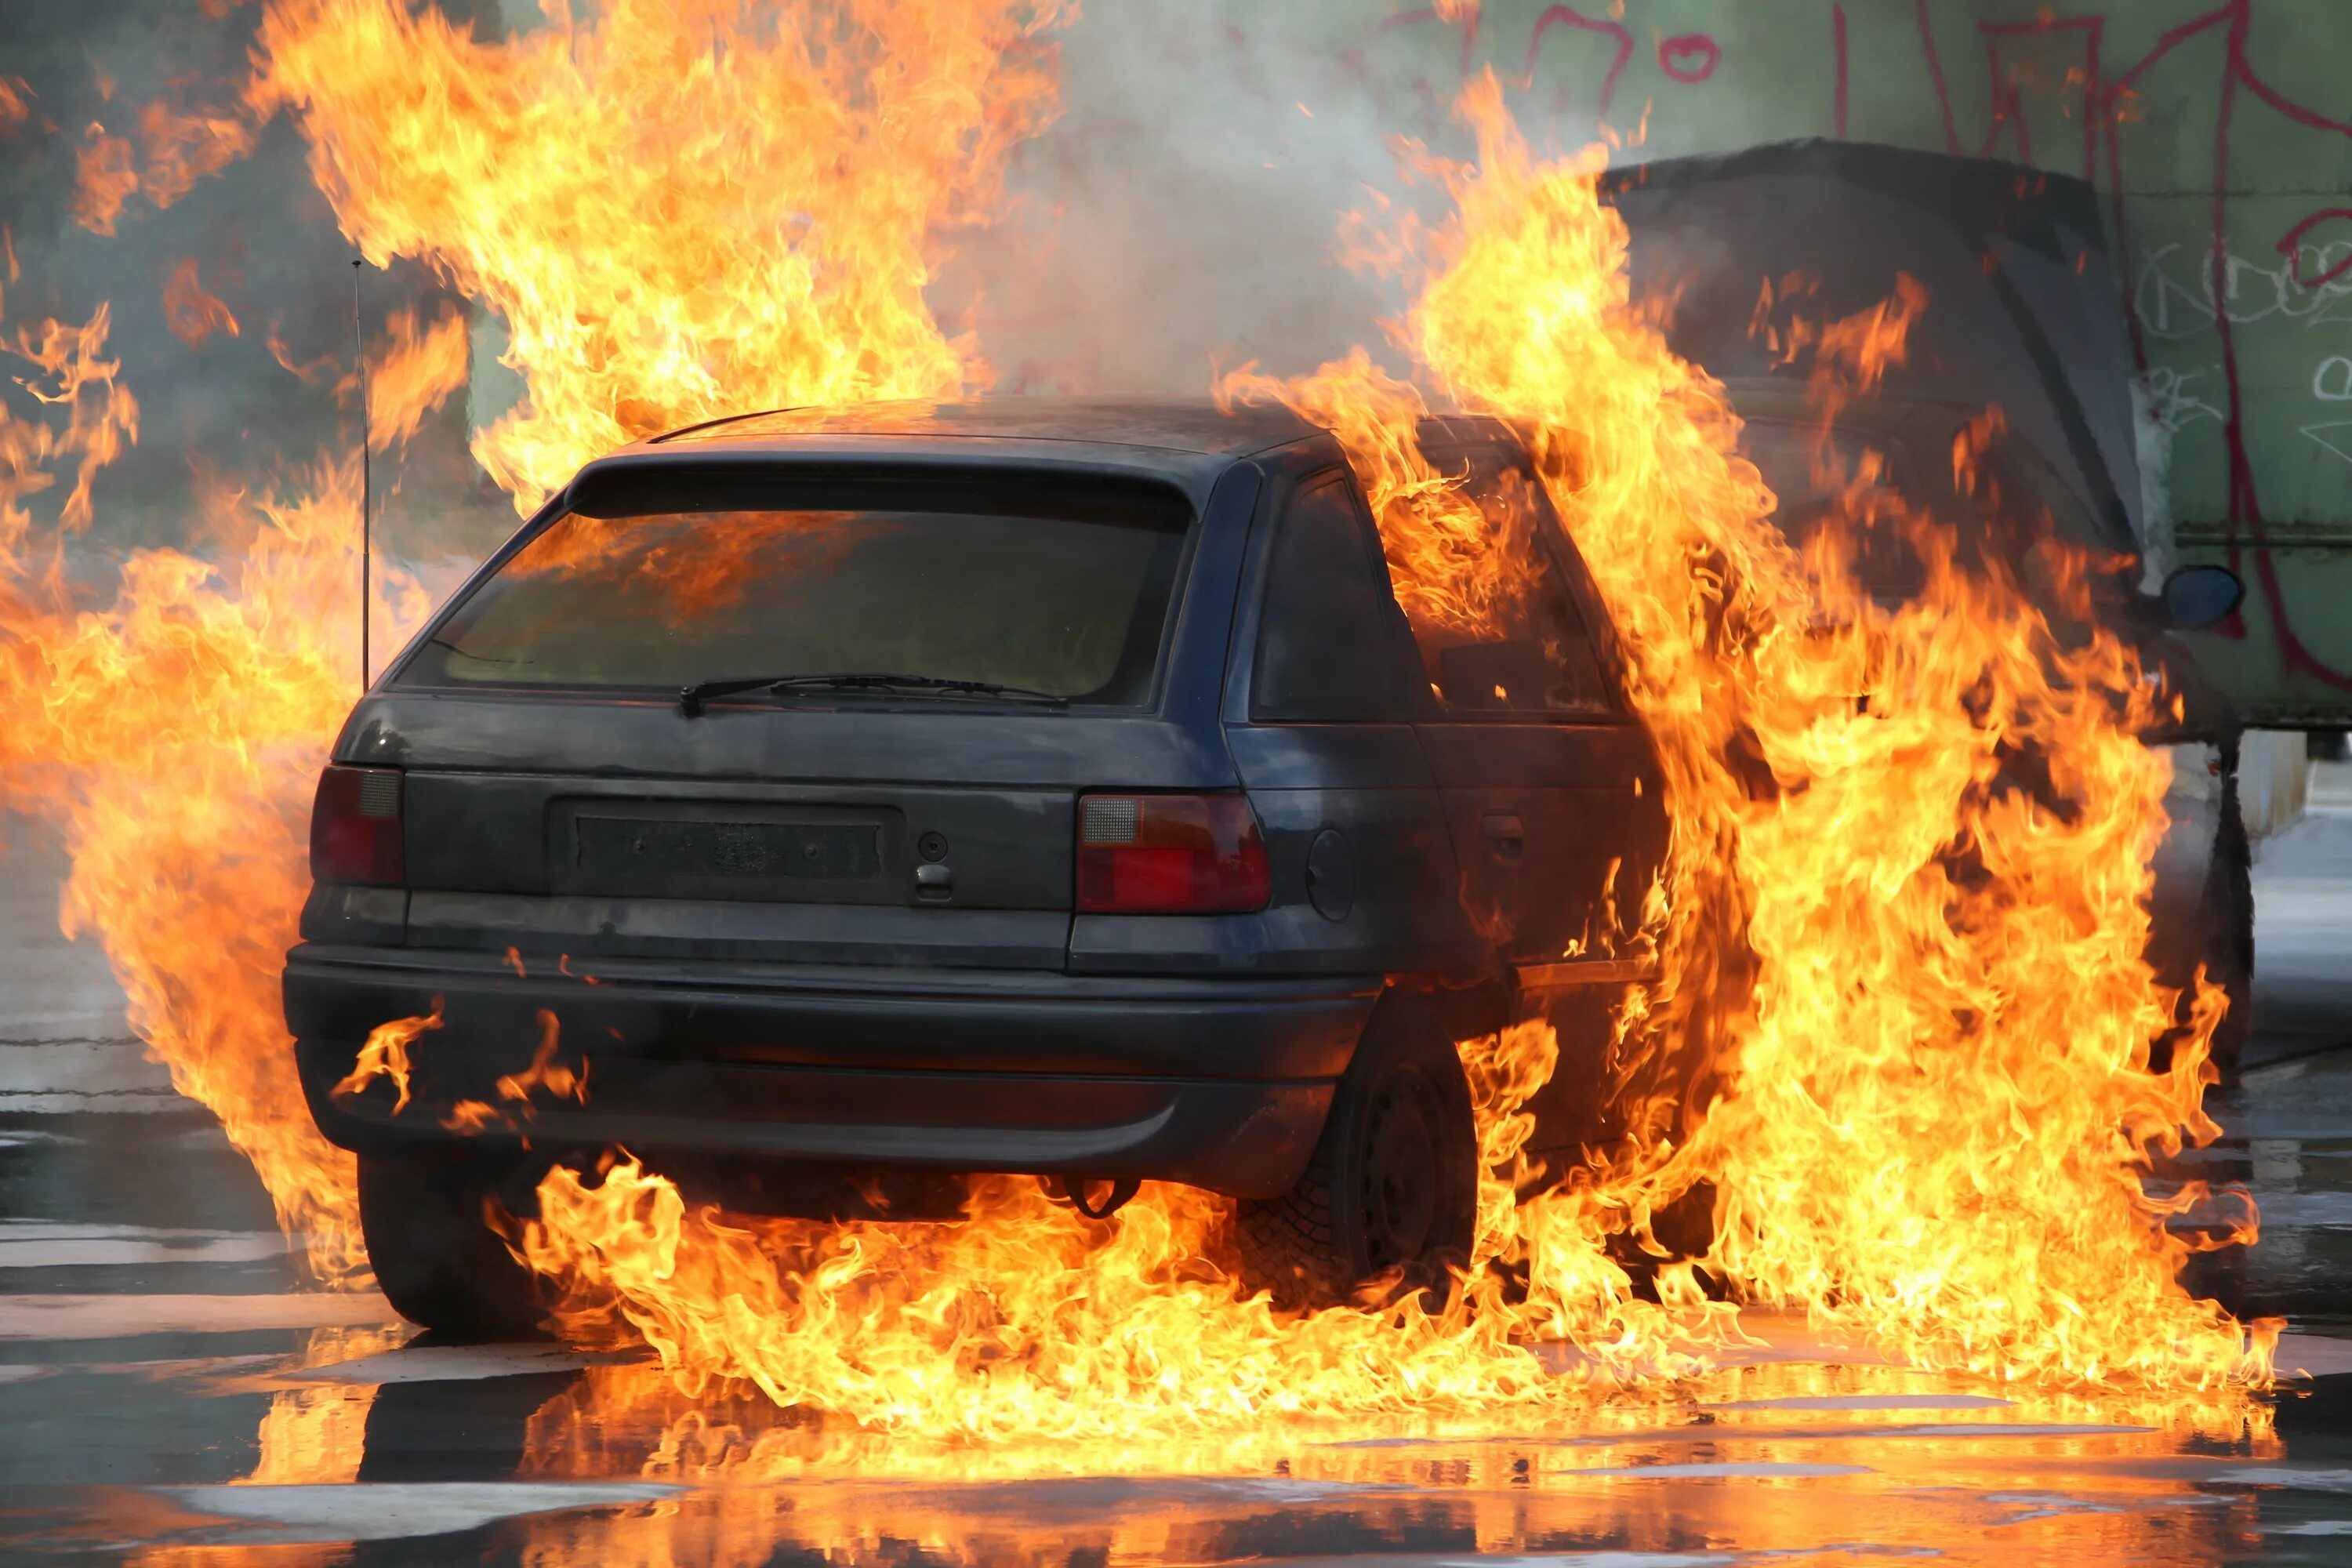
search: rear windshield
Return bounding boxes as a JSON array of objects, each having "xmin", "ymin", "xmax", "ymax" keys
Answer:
[{"xmin": 401, "ymin": 470, "xmax": 1194, "ymax": 703}]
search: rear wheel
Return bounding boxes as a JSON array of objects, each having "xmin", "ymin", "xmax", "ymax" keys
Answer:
[
  {"xmin": 358, "ymin": 1145, "xmax": 548, "ymax": 1339},
  {"xmin": 1236, "ymin": 1001, "xmax": 1477, "ymax": 1311}
]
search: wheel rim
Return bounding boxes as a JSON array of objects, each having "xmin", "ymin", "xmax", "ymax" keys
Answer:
[{"xmin": 1358, "ymin": 1065, "xmax": 1441, "ymax": 1269}]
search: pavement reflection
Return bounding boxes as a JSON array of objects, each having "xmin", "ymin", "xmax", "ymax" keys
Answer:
[{"xmin": 13, "ymin": 1320, "xmax": 2343, "ymax": 1566}]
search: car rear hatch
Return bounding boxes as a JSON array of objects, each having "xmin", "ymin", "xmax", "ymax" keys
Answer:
[{"xmin": 330, "ymin": 448, "xmax": 1255, "ymax": 972}]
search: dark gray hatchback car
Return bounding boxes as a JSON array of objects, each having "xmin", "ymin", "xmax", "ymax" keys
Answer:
[{"xmin": 286, "ymin": 398, "xmax": 1668, "ymax": 1332}]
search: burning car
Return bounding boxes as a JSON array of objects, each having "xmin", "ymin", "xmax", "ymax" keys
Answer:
[{"xmin": 285, "ymin": 399, "xmax": 1669, "ymax": 1334}]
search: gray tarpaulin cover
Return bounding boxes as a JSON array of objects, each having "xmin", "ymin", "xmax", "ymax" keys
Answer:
[{"xmin": 1602, "ymin": 140, "xmax": 2144, "ymax": 554}]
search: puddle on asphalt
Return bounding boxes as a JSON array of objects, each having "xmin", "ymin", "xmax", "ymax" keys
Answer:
[{"xmin": 18, "ymin": 1327, "xmax": 2329, "ymax": 1566}]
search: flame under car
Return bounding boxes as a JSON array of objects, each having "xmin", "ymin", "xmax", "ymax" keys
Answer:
[{"xmin": 284, "ymin": 398, "xmax": 1671, "ymax": 1334}]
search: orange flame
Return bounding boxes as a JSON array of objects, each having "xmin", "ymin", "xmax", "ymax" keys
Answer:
[
  {"xmin": 495, "ymin": 1008, "xmax": 589, "ymax": 1112},
  {"xmin": 252, "ymin": 0, "xmax": 1078, "ymax": 507},
  {"xmin": 71, "ymin": 126, "xmax": 139, "ymax": 236},
  {"xmin": 132, "ymin": 97, "xmax": 260, "ymax": 213},
  {"xmin": 2, "ymin": 305, "xmax": 140, "ymax": 543},
  {"xmin": 1369, "ymin": 73, "xmax": 2267, "ymax": 1384},
  {"xmin": 71, "ymin": 96, "xmax": 259, "ymax": 236},
  {"xmin": 365, "ymin": 305, "xmax": 468, "ymax": 452},
  {"xmin": 510, "ymin": 71, "xmax": 2271, "ymax": 1432},
  {"xmin": 329, "ymin": 1001, "xmax": 443, "ymax": 1116},
  {"xmin": 2, "ymin": 0, "xmax": 1074, "ymax": 1298},
  {"xmin": 0, "ymin": 285, "xmax": 432, "ymax": 1280},
  {"xmin": 328, "ymin": 1002, "xmax": 586, "ymax": 1134},
  {"xmin": 0, "ymin": 78, "xmax": 34, "ymax": 135},
  {"xmin": 2, "ymin": 2, "xmax": 2271, "ymax": 1448},
  {"xmin": 446, "ymin": 1009, "xmax": 592, "ymax": 1133},
  {"xmin": 161, "ymin": 258, "xmax": 241, "ymax": 349},
  {"xmin": 1219, "ymin": 350, "xmax": 1549, "ymax": 647}
]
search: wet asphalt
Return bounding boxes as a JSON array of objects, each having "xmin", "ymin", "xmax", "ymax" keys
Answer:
[{"xmin": 0, "ymin": 806, "xmax": 2348, "ymax": 1565}]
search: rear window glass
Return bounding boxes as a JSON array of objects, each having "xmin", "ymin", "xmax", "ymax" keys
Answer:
[{"xmin": 401, "ymin": 472, "xmax": 1192, "ymax": 703}]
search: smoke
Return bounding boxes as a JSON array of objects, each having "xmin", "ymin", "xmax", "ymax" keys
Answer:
[
  {"xmin": 955, "ymin": 0, "xmax": 1774, "ymax": 399},
  {"xmin": 959, "ymin": 2, "xmax": 1423, "ymax": 397}
]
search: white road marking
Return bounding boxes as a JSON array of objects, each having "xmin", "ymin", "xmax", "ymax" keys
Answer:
[
  {"xmin": 0, "ymin": 1039, "xmax": 182, "ymax": 1112},
  {"xmin": 0, "ymin": 1223, "xmax": 290, "ymax": 1269},
  {"xmin": 0, "ymin": 1293, "xmax": 398, "ymax": 1340},
  {"xmin": 2276, "ymin": 1334, "xmax": 2352, "ymax": 1379},
  {"xmin": 2213, "ymin": 1468, "xmax": 2352, "ymax": 1492},
  {"xmin": 0, "ymin": 1129, "xmax": 82, "ymax": 1149},
  {"xmin": 148, "ymin": 1481, "xmax": 682, "ymax": 1545},
  {"xmin": 288, "ymin": 1342, "xmax": 613, "ymax": 1385},
  {"xmin": 0, "ymin": 1092, "xmax": 189, "ymax": 1113}
]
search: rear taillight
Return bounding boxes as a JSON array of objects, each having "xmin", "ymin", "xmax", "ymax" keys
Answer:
[
  {"xmin": 310, "ymin": 764, "xmax": 405, "ymax": 887},
  {"xmin": 1076, "ymin": 793, "xmax": 1271, "ymax": 913}
]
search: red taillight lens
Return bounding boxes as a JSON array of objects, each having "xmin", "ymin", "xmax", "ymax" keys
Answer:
[
  {"xmin": 310, "ymin": 764, "xmax": 405, "ymax": 887},
  {"xmin": 1076, "ymin": 794, "xmax": 1271, "ymax": 913}
]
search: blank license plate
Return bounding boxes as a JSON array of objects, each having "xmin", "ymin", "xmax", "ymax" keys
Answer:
[{"xmin": 575, "ymin": 818, "xmax": 881, "ymax": 883}]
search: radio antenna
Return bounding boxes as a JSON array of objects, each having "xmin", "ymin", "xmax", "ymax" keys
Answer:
[{"xmin": 352, "ymin": 258, "xmax": 370, "ymax": 692}]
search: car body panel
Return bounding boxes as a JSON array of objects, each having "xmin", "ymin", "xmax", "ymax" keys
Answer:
[{"xmin": 285, "ymin": 942, "xmax": 1368, "ymax": 1196}]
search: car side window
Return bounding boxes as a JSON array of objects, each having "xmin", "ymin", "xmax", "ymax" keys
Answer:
[
  {"xmin": 1252, "ymin": 477, "xmax": 1417, "ymax": 722},
  {"xmin": 1396, "ymin": 451, "xmax": 1618, "ymax": 720}
]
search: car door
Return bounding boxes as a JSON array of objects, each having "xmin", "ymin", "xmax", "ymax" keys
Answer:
[
  {"xmin": 1222, "ymin": 465, "xmax": 1479, "ymax": 981},
  {"xmin": 1401, "ymin": 448, "xmax": 1666, "ymax": 982}
]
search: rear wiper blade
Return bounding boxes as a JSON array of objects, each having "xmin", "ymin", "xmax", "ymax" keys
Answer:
[{"xmin": 679, "ymin": 672, "xmax": 1069, "ymax": 716}]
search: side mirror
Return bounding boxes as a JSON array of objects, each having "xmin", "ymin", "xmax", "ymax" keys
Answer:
[{"xmin": 2160, "ymin": 564, "xmax": 2245, "ymax": 630}]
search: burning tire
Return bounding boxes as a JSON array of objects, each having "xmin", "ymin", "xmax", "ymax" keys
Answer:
[
  {"xmin": 358, "ymin": 1146, "xmax": 547, "ymax": 1339},
  {"xmin": 1236, "ymin": 1001, "xmax": 1477, "ymax": 1311}
]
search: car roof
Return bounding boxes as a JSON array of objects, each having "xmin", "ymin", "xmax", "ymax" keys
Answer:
[
  {"xmin": 643, "ymin": 397, "xmax": 1323, "ymax": 458},
  {"xmin": 575, "ymin": 397, "xmax": 1522, "ymax": 512}
]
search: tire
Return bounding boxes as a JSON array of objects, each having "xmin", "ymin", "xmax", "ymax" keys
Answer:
[
  {"xmin": 358, "ymin": 1145, "xmax": 548, "ymax": 1339},
  {"xmin": 1236, "ymin": 1000, "xmax": 1478, "ymax": 1311}
]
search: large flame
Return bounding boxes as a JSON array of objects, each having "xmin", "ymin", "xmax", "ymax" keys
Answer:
[
  {"xmin": 2, "ymin": 2, "xmax": 2271, "ymax": 1444},
  {"xmin": 0, "ymin": 0, "xmax": 1069, "ymax": 1285},
  {"xmin": 1375, "ymin": 76, "xmax": 2264, "ymax": 1385},
  {"xmin": 508, "ymin": 71, "xmax": 2273, "ymax": 1432},
  {"xmin": 252, "ymin": 0, "xmax": 1076, "ymax": 508},
  {"xmin": 0, "ymin": 300, "xmax": 441, "ymax": 1280}
]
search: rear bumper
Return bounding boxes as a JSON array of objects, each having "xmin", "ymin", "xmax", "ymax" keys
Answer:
[{"xmin": 283, "ymin": 944, "xmax": 1377, "ymax": 1199}]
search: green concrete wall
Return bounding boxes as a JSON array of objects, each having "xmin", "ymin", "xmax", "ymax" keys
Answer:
[{"xmin": 1330, "ymin": 0, "xmax": 2352, "ymax": 725}]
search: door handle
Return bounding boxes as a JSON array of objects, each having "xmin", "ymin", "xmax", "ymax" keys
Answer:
[{"xmin": 1481, "ymin": 814, "xmax": 1525, "ymax": 858}]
